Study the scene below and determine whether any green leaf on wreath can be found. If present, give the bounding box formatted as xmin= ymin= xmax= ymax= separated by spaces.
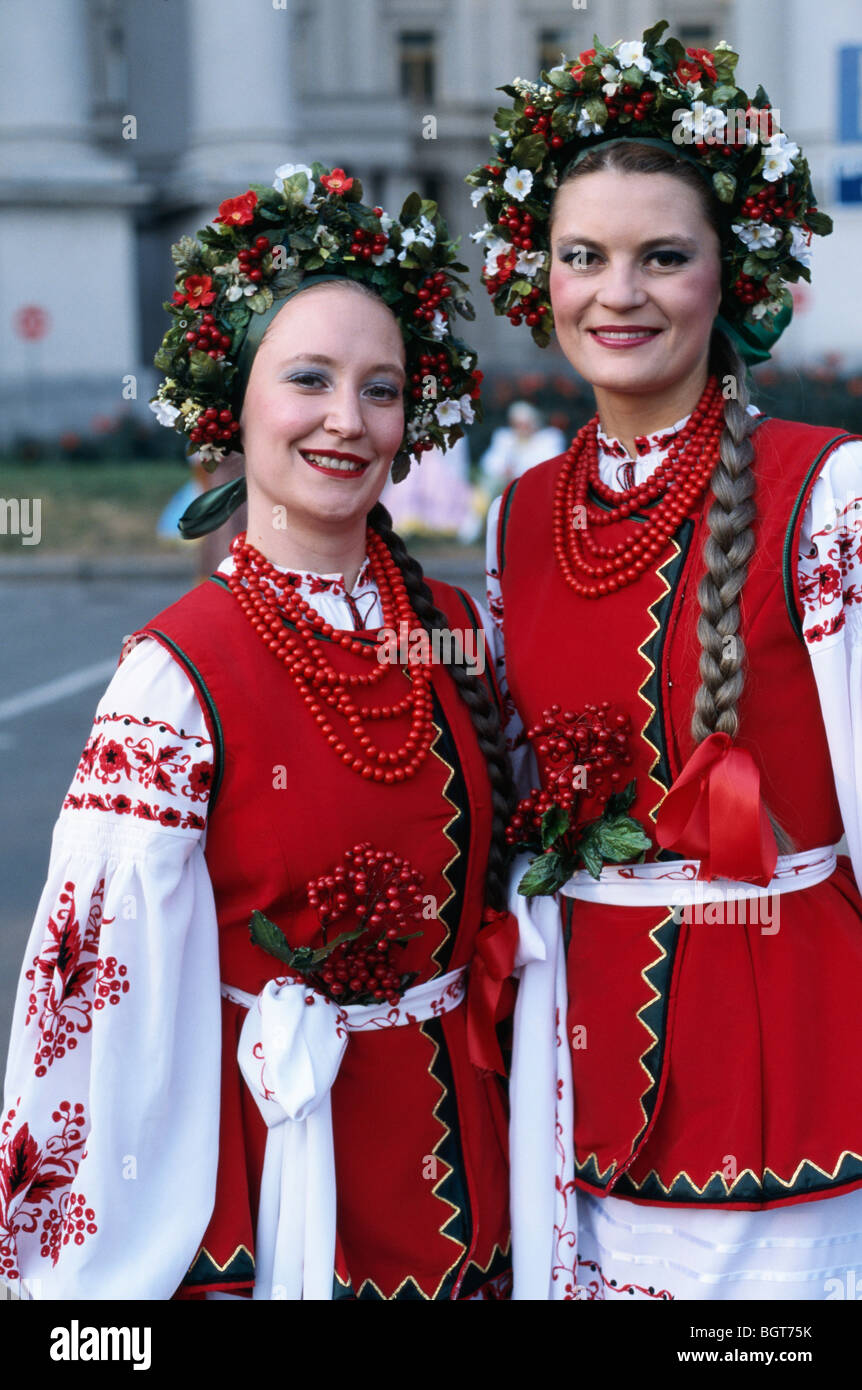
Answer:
xmin=712 ymin=84 xmax=739 ymax=105
xmin=583 ymin=96 xmax=608 ymax=127
xmin=806 ymin=209 xmax=833 ymax=235
xmin=712 ymin=171 xmax=737 ymax=204
xmin=620 ymin=66 xmax=644 ymax=88
xmin=552 ymin=99 xmax=575 ymax=131
xmin=541 ymin=803 xmax=570 ymax=849
xmin=188 ymin=349 xmax=224 ymax=388
xmin=546 ymin=68 xmax=576 ymax=93
xmin=400 ymin=191 xmax=422 ymax=221
xmin=643 ymin=19 xmax=670 ymax=47
xmin=511 ymin=133 xmax=549 ymax=169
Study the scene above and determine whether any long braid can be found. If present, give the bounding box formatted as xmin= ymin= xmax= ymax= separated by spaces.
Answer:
xmin=693 ymin=330 xmax=795 ymax=853
xmin=368 ymin=502 xmax=516 ymax=910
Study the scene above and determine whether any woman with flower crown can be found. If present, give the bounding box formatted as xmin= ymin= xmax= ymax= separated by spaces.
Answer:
xmin=471 ymin=22 xmax=862 ymax=1300
xmin=0 ymin=163 xmax=516 ymax=1301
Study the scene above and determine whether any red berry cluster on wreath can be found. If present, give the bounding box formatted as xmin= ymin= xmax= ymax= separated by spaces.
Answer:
xmin=409 ymin=348 xmax=451 ymax=400
xmin=412 ymin=270 xmax=452 ymax=322
xmin=237 ymin=234 xmax=272 ymax=282
xmin=189 ymin=405 xmax=241 ymax=446
xmin=349 ymin=225 xmax=389 ymax=260
xmin=506 ymin=702 xmax=634 ymax=846
xmin=732 ymin=273 xmax=772 ymax=306
xmin=603 ymin=84 xmax=656 ymax=123
xmin=305 ymin=843 xmax=427 ymax=1006
xmin=739 ymin=182 xmax=798 ymax=223
xmin=183 ymin=311 xmax=232 ymax=360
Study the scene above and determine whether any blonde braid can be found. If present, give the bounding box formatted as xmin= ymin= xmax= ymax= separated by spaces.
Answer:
xmin=693 ymin=331 xmax=794 ymax=853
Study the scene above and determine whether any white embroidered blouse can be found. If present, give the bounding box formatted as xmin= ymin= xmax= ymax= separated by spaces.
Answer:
xmin=0 ymin=553 xmax=496 ymax=1299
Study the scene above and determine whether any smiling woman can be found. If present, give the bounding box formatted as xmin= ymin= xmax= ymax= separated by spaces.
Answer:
xmin=0 ymin=166 xmax=517 ymax=1302
xmin=472 ymin=22 xmax=862 ymax=1302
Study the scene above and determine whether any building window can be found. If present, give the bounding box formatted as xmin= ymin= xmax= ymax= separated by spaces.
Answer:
xmin=677 ymin=23 xmax=717 ymax=49
xmin=538 ymin=28 xmax=567 ymax=74
xmin=399 ymin=31 xmax=435 ymax=102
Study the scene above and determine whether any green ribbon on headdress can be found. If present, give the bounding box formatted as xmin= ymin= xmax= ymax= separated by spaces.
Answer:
xmin=177 ymin=272 xmax=350 ymax=540
xmin=563 ymin=135 xmax=793 ymax=366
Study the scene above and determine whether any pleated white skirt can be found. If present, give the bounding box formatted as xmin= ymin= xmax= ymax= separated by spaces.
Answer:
xmin=576 ymin=1188 xmax=862 ymax=1300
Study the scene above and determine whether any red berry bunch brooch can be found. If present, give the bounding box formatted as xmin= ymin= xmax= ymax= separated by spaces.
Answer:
xmin=249 ymin=843 xmax=429 ymax=1007
xmin=507 ymin=702 xmax=651 ymax=895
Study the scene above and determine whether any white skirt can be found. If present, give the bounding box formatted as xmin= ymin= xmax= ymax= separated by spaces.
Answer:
xmin=576 ymin=1187 xmax=862 ymax=1300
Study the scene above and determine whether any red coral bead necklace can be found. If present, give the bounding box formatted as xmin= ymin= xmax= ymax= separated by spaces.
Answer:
xmin=553 ymin=375 xmax=726 ymax=597
xmin=228 ymin=529 xmax=435 ymax=782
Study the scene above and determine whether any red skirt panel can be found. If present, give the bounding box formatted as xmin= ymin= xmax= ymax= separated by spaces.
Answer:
xmin=568 ymin=858 xmax=862 ymax=1208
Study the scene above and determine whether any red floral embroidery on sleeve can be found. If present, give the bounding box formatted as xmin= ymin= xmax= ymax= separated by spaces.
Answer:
xmin=0 ymin=1099 xmax=94 ymax=1280
xmin=67 ymin=712 xmax=213 ymax=828
xmin=24 ymin=879 xmax=127 ymax=1077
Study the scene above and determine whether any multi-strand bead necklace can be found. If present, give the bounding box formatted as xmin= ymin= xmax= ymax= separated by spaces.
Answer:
xmin=553 ymin=376 xmax=726 ymax=597
xmin=227 ymin=530 xmax=434 ymax=782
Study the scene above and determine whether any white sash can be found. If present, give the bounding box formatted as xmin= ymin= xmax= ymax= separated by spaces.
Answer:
xmin=221 ymin=967 xmax=467 ymax=1300
xmin=559 ymin=846 xmax=837 ymax=907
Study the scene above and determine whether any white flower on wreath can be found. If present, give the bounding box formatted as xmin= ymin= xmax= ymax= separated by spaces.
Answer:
xmin=789 ymin=224 xmax=813 ymax=268
xmin=575 ymin=108 xmax=604 ymax=138
xmin=471 ymin=222 xmax=494 ymax=246
xmin=751 ymin=297 xmax=783 ymax=320
xmin=272 ymin=162 xmax=315 ymax=203
xmin=372 ymin=246 xmax=396 ymax=265
xmin=397 ymin=217 xmax=436 ymax=261
xmin=515 ymin=249 xmax=546 ymax=278
xmin=482 ymin=235 xmax=510 ymax=275
xmin=428 ymin=310 xmax=448 ymax=341
xmin=762 ymin=132 xmax=800 ymax=182
xmin=615 ymin=40 xmax=663 ymax=81
xmin=470 ymin=185 xmax=491 ymax=207
xmin=458 ymin=393 xmax=476 ymax=426
xmin=435 ymin=398 xmax=463 ymax=426
xmin=503 ymin=167 xmax=533 ymax=201
xmin=732 ymin=220 xmax=781 ymax=250
xmin=149 ymin=398 xmax=181 ymax=428
xmin=677 ymin=102 xmax=728 ymax=142
xmin=601 ymin=63 xmax=620 ymax=98
xmin=459 ymin=352 xmax=477 ymax=371
xmin=196 ymin=442 xmax=226 ymax=464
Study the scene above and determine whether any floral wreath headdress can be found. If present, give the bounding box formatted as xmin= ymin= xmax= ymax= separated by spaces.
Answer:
xmin=467 ymin=19 xmax=832 ymax=365
xmin=151 ymin=162 xmax=482 ymax=536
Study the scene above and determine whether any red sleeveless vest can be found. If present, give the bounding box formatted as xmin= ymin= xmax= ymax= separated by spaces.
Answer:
xmin=499 ymin=417 xmax=862 ymax=1209
xmin=136 ymin=573 xmax=511 ymax=1297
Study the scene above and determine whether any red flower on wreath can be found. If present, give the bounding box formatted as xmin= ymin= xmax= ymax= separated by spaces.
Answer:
xmin=214 ymin=191 xmax=258 ymax=226
xmin=176 ymin=274 xmax=216 ymax=310
xmin=570 ymin=48 xmax=596 ymax=81
xmin=320 ymin=168 xmax=354 ymax=195
xmin=682 ymin=46 xmax=717 ymax=82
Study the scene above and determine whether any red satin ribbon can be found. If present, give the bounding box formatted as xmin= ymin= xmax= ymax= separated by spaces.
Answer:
xmin=655 ymin=732 xmax=778 ymax=887
xmin=466 ymin=907 xmax=519 ymax=1076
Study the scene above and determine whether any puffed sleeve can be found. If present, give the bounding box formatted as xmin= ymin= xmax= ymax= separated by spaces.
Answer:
xmin=0 ymin=637 xmax=221 ymax=1300
xmin=485 ymin=493 xmax=537 ymax=796
xmin=796 ymin=438 xmax=862 ymax=884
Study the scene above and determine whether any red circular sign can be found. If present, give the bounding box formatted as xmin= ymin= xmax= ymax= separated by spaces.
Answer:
xmin=14 ymin=304 xmax=51 ymax=340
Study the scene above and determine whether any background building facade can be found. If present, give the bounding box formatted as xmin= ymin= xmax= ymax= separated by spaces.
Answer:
xmin=1 ymin=0 xmax=860 ymax=444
